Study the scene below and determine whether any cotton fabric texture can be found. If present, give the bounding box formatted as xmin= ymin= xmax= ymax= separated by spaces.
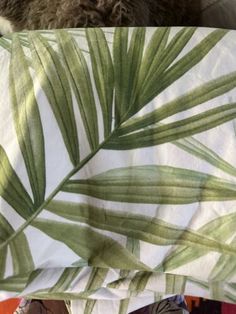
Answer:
xmin=0 ymin=27 xmax=236 ymax=313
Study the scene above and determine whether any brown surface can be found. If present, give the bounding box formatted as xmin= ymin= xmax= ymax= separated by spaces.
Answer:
xmin=27 ymin=300 xmax=68 ymax=314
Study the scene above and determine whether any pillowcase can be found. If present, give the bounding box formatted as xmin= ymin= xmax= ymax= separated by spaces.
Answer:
xmin=0 ymin=27 xmax=236 ymax=313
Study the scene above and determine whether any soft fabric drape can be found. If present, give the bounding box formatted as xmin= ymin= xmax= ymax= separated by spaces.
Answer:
xmin=0 ymin=27 xmax=236 ymax=313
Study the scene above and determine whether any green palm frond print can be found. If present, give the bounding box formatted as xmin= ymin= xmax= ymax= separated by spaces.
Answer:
xmin=0 ymin=27 xmax=236 ymax=313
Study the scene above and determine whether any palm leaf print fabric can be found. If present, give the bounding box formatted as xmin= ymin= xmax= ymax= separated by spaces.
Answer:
xmin=0 ymin=27 xmax=236 ymax=313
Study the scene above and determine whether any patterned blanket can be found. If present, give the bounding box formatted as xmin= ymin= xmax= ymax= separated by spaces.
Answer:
xmin=0 ymin=27 xmax=236 ymax=313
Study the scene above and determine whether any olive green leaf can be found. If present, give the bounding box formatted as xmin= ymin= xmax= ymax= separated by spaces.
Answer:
xmin=107 ymin=102 xmax=236 ymax=149
xmin=117 ymin=71 xmax=236 ymax=136
xmin=0 ymin=146 xmax=33 ymax=218
xmin=113 ymin=28 xmax=129 ymax=124
xmin=49 ymin=267 xmax=83 ymax=293
xmin=10 ymin=232 xmax=34 ymax=276
xmin=129 ymin=271 xmax=152 ymax=293
xmin=127 ymin=28 xmax=227 ymax=117
xmin=0 ymin=273 xmax=29 ymax=292
xmin=28 ymin=32 xmax=79 ymax=165
xmin=0 ymin=246 xmax=7 ymax=279
xmin=132 ymin=27 xmax=196 ymax=114
xmin=46 ymin=200 xmax=236 ymax=255
xmin=165 ymin=274 xmax=186 ymax=294
xmin=84 ymin=267 xmax=109 ymax=313
xmin=137 ymin=28 xmax=170 ymax=92
xmin=113 ymin=28 xmax=146 ymax=124
xmin=62 ymin=166 xmax=236 ymax=204
xmin=9 ymin=34 xmax=45 ymax=206
xmin=209 ymin=236 xmax=236 ymax=281
xmin=0 ymin=213 xmax=11 ymax=278
xmin=0 ymin=213 xmax=34 ymax=276
xmin=118 ymin=299 xmax=130 ymax=314
xmin=156 ymin=212 xmax=236 ymax=272
xmin=0 ymin=36 xmax=11 ymax=52
xmin=86 ymin=28 xmax=114 ymax=137
xmin=56 ymin=30 xmax=99 ymax=150
xmin=174 ymin=137 xmax=236 ymax=178
xmin=126 ymin=237 xmax=140 ymax=260
xmin=151 ymin=29 xmax=228 ymax=106
xmin=31 ymin=218 xmax=149 ymax=271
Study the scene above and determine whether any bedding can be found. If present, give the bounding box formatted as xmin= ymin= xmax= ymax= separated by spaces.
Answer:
xmin=0 ymin=27 xmax=236 ymax=314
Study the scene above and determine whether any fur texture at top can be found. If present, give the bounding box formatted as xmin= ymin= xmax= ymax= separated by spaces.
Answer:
xmin=0 ymin=0 xmax=189 ymax=33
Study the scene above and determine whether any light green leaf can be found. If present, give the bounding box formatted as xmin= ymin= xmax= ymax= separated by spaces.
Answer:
xmin=118 ymin=70 xmax=236 ymax=136
xmin=118 ymin=299 xmax=130 ymax=314
xmin=29 ymin=32 xmax=79 ymax=165
xmin=133 ymin=27 xmax=196 ymax=113
xmin=122 ymin=28 xmax=146 ymax=119
xmin=210 ymin=281 xmax=223 ymax=300
xmin=129 ymin=271 xmax=152 ymax=293
xmin=0 ymin=246 xmax=7 ymax=279
xmin=107 ymin=103 xmax=236 ymax=150
xmin=56 ymin=30 xmax=99 ymax=150
xmin=0 ymin=213 xmax=34 ymax=276
xmin=49 ymin=267 xmax=83 ymax=293
xmin=113 ymin=28 xmax=129 ymax=124
xmin=0 ymin=213 xmax=13 ymax=242
xmin=0 ymin=214 xmax=9 ymax=278
xmin=138 ymin=28 xmax=170 ymax=90
xmin=84 ymin=268 xmax=108 ymax=313
xmin=154 ymin=27 xmax=196 ymax=76
xmin=156 ymin=212 xmax=236 ymax=271
xmin=62 ymin=166 xmax=236 ymax=204
xmin=165 ymin=274 xmax=186 ymax=294
xmin=85 ymin=268 xmax=108 ymax=293
xmin=84 ymin=300 xmax=96 ymax=314
xmin=9 ymin=34 xmax=45 ymax=206
xmin=226 ymin=290 xmax=236 ymax=303
xmin=31 ymin=218 xmax=149 ymax=271
xmin=0 ymin=146 xmax=33 ymax=218
xmin=111 ymin=26 xmax=146 ymax=123
xmin=46 ymin=200 xmax=236 ymax=255
xmin=10 ymin=233 xmax=34 ymax=276
xmin=86 ymin=28 xmax=114 ymax=137
xmin=126 ymin=237 xmax=140 ymax=260
xmin=157 ymin=29 xmax=228 ymax=98
xmin=0 ymin=273 xmax=29 ymax=292
xmin=209 ymin=236 xmax=236 ymax=281
xmin=175 ymin=137 xmax=236 ymax=177
xmin=0 ymin=37 xmax=11 ymax=52
xmin=123 ymin=29 xmax=227 ymax=119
